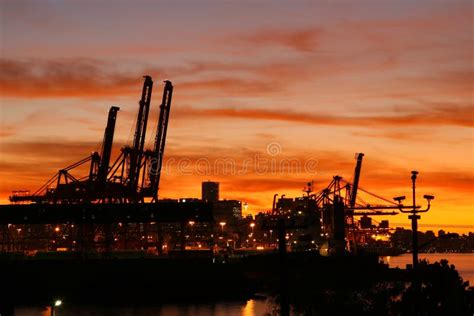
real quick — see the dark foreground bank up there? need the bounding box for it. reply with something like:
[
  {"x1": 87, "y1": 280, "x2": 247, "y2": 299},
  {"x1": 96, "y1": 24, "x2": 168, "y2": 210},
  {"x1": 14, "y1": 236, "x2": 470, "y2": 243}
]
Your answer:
[{"x1": 0, "y1": 252, "x2": 472, "y2": 315}]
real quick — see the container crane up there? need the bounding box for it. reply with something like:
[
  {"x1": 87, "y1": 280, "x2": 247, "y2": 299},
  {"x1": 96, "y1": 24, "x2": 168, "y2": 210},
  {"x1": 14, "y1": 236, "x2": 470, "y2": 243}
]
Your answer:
[
  {"x1": 9, "y1": 76, "x2": 165, "y2": 204},
  {"x1": 9, "y1": 106, "x2": 121, "y2": 203}
]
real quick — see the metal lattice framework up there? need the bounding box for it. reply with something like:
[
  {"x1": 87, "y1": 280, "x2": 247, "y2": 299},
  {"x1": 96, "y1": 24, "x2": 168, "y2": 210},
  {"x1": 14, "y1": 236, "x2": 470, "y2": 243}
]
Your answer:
[{"x1": 9, "y1": 76, "x2": 173, "y2": 204}]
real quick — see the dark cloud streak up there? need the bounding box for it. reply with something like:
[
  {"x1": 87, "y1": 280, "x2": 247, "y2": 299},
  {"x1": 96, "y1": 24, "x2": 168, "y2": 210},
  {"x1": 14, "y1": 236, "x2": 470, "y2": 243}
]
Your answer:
[{"x1": 174, "y1": 104, "x2": 474, "y2": 128}]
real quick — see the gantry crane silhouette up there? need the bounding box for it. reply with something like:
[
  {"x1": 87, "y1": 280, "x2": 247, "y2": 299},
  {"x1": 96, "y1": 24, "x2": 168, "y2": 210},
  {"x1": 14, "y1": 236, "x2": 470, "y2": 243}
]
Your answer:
[{"x1": 10, "y1": 76, "x2": 173, "y2": 204}]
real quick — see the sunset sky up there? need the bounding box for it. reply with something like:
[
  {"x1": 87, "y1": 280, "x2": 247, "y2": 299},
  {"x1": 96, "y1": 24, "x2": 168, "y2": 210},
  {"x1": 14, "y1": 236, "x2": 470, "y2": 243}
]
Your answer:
[{"x1": 0, "y1": 1, "x2": 472, "y2": 232}]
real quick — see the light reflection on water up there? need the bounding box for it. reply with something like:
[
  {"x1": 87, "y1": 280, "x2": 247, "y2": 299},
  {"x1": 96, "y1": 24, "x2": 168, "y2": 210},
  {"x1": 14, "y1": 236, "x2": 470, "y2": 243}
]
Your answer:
[{"x1": 15, "y1": 299, "x2": 272, "y2": 316}]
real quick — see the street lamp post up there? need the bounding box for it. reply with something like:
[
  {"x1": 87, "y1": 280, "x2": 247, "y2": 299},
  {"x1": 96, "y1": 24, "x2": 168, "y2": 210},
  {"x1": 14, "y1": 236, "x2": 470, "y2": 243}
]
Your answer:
[
  {"x1": 188, "y1": 221, "x2": 195, "y2": 246},
  {"x1": 394, "y1": 171, "x2": 434, "y2": 315},
  {"x1": 219, "y1": 222, "x2": 226, "y2": 237},
  {"x1": 51, "y1": 299, "x2": 62, "y2": 316},
  {"x1": 394, "y1": 171, "x2": 434, "y2": 270}
]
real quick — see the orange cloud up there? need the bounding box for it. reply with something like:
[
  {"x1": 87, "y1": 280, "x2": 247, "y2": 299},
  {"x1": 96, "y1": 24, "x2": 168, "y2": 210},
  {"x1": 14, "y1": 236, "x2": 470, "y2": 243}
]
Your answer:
[
  {"x1": 242, "y1": 28, "x2": 322, "y2": 52},
  {"x1": 174, "y1": 104, "x2": 474, "y2": 128},
  {"x1": 0, "y1": 58, "x2": 144, "y2": 98},
  {"x1": 179, "y1": 78, "x2": 279, "y2": 95},
  {"x1": 0, "y1": 58, "x2": 307, "y2": 99},
  {"x1": 360, "y1": 170, "x2": 474, "y2": 195},
  {"x1": 0, "y1": 125, "x2": 16, "y2": 138},
  {"x1": 2, "y1": 138, "x2": 471, "y2": 196}
]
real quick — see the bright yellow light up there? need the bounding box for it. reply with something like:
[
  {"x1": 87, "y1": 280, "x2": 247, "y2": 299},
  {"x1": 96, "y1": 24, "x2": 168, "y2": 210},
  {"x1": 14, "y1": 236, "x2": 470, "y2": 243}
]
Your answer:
[
  {"x1": 373, "y1": 234, "x2": 390, "y2": 241},
  {"x1": 243, "y1": 299, "x2": 255, "y2": 316},
  {"x1": 219, "y1": 222, "x2": 226, "y2": 227},
  {"x1": 250, "y1": 223, "x2": 255, "y2": 228},
  {"x1": 54, "y1": 227, "x2": 60, "y2": 232},
  {"x1": 188, "y1": 221, "x2": 195, "y2": 226},
  {"x1": 256, "y1": 246, "x2": 264, "y2": 250},
  {"x1": 54, "y1": 300, "x2": 62, "y2": 307}
]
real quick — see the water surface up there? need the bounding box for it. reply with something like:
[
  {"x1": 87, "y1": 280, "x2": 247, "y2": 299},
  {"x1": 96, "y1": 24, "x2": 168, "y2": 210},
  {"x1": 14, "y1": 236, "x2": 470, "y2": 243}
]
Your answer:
[
  {"x1": 15, "y1": 253, "x2": 473, "y2": 315},
  {"x1": 383, "y1": 253, "x2": 474, "y2": 285}
]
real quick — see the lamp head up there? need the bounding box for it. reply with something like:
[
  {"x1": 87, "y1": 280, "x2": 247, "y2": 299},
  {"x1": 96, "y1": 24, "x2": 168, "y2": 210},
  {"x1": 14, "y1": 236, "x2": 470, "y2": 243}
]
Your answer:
[
  {"x1": 423, "y1": 194, "x2": 434, "y2": 201},
  {"x1": 411, "y1": 170, "x2": 419, "y2": 180},
  {"x1": 393, "y1": 196, "x2": 406, "y2": 203}
]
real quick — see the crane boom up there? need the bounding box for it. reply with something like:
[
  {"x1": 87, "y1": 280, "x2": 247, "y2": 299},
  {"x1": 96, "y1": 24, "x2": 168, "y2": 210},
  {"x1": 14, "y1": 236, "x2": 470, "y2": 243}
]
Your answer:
[
  {"x1": 149, "y1": 80, "x2": 173, "y2": 200},
  {"x1": 128, "y1": 76, "x2": 153, "y2": 193},
  {"x1": 350, "y1": 153, "x2": 364, "y2": 208},
  {"x1": 97, "y1": 106, "x2": 120, "y2": 188}
]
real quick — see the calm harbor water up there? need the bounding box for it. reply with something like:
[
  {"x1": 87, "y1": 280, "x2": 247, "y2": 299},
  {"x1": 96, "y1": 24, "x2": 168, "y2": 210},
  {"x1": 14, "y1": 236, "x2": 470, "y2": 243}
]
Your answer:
[
  {"x1": 383, "y1": 253, "x2": 474, "y2": 285},
  {"x1": 15, "y1": 253, "x2": 473, "y2": 316}
]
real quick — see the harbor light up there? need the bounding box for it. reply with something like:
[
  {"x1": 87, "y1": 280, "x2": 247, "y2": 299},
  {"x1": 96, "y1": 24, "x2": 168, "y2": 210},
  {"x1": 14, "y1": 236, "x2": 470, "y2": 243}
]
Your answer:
[
  {"x1": 219, "y1": 222, "x2": 226, "y2": 235},
  {"x1": 51, "y1": 299, "x2": 63, "y2": 316}
]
